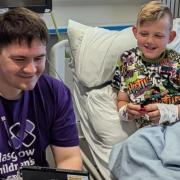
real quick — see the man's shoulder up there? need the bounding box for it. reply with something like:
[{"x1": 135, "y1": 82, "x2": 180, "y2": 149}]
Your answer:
[
  {"x1": 38, "y1": 74, "x2": 65, "y2": 88},
  {"x1": 34, "y1": 74, "x2": 70, "y2": 95}
]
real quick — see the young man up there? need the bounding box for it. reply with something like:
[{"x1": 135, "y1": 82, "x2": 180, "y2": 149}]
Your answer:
[
  {"x1": 109, "y1": 1, "x2": 180, "y2": 179},
  {"x1": 0, "y1": 7, "x2": 82, "y2": 179}
]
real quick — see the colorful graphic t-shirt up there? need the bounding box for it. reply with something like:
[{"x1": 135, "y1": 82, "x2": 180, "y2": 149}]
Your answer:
[
  {"x1": 0, "y1": 74, "x2": 79, "y2": 179},
  {"x1": 112, "y1": 48, "x2": 180, "y2": 128}
]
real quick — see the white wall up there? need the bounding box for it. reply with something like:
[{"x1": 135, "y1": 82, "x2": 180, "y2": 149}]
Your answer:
[
  {"x1": 42, "y1": 0, "x2": 149, "y2": 29},
  {"x1": 46, "y1": 0, "x2": 150, "y2": 82}
]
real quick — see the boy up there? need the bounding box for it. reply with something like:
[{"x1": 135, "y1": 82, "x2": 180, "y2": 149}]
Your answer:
[
  {"x1": 0, "y1": 7, "x2": 82, "y2": 179},
  {"x1": 109, "y1": 1, "x2": 180, "y2": 179}
]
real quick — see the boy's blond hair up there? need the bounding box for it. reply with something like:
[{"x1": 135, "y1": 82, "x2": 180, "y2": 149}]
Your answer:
[{"x1": 137, "y1": 1, "x2": 173, "y2": 30}]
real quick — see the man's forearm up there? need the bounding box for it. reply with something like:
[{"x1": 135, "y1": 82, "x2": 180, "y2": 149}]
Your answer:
[{"x1": 56, "y1": 156, "x2": 83, "y2": 170}]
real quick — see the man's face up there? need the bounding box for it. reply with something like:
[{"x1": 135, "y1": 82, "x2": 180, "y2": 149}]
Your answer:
[{"x1": 0, "y1": 39, "x2": 46, "y2": 91}]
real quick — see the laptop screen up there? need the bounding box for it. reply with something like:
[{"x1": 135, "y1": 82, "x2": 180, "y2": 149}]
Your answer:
[{"x1": 20, "y1": 166, "x2": 89, "y2": 180}]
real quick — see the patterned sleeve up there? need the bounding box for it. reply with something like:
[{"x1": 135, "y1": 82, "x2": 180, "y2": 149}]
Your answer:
[
  {"x1": 167, "y1": 49, "x2": 180, "y2": 91},
  {"x1": 111, "y1": 51, "x2": 129, "y2": 92}
]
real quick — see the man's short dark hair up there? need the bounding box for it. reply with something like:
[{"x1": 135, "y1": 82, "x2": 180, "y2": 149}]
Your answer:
[{"x1": 0, "y1": 7, "x2": 49, "y2": 50}]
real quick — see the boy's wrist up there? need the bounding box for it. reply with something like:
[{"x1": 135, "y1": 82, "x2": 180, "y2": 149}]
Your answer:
[
  {"x1": 156, "y1": 104, "x2": 179, "y2": 124},
  {"x1": 119, "y1": 104, "x2": 129, "y2": 121}
]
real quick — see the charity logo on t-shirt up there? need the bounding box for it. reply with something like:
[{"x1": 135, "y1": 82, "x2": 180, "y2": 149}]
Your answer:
[{"x1": 0, "y1": 119, "x2": 36, "y2": 179}]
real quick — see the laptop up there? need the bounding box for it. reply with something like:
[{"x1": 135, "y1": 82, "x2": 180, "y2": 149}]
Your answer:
[{"x1": 20, "y1": 166, "x2": 89, "y2": 180}]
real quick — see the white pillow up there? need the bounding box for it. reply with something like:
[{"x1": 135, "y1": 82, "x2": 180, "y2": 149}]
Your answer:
[
  {"x1": 67, "y1": 19, "x2": 180, "y2": 88},
  {"x1": 86, "y1": 85, "x2": 137, "y2": 146},
  {"x1": 168, "y1": 18, "x2": 180, "y2": 52},
  {"x1": 67, "y1": 20, "x2": 137, "y2": 88}
]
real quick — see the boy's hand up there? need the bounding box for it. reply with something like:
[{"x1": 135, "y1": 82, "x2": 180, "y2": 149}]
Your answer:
[
  {"x1": 143, "y1": 104, "x2": 160, "y2": 124},
  {"x1": 126, "y1": 103, "x2": 144, "y2": 120},
  {"x1": 126, "y1": 103, "x2": 160, "y2": 124}
]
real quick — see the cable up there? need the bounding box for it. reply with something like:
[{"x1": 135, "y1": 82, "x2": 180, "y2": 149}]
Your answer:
[{"x1": 50, "y1": 12, "x2": 61, "y2": 42}]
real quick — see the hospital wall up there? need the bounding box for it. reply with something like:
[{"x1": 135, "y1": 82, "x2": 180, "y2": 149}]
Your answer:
[
  {"x1": 43, "y1": 0, "x2": 149, "y2": 32},
  {"x1": 44, "y1": 0, "x2": 149, "y2": 82}
]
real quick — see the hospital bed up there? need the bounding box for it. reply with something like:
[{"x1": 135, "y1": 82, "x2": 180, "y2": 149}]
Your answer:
[{"x1": 49, "y1": 18, "x2": 180, "y2": 180}]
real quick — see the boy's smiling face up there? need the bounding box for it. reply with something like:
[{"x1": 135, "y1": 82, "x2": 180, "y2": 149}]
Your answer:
[{"x1": 133, "y1": 15, "x2": 176, "y2": 60}]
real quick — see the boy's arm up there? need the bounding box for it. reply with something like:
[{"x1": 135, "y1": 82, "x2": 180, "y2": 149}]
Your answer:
[
  {"x1": 117, "y1": 91, "x2": 129, "y2": 109},
  {"x1": 117, "y1": 91, "x2": 142, "y2": 121}
]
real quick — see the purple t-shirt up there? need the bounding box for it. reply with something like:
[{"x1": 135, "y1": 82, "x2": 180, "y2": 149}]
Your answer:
[{"x1": 0, "y1": 74, "x2": 79, "y2": 179}]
